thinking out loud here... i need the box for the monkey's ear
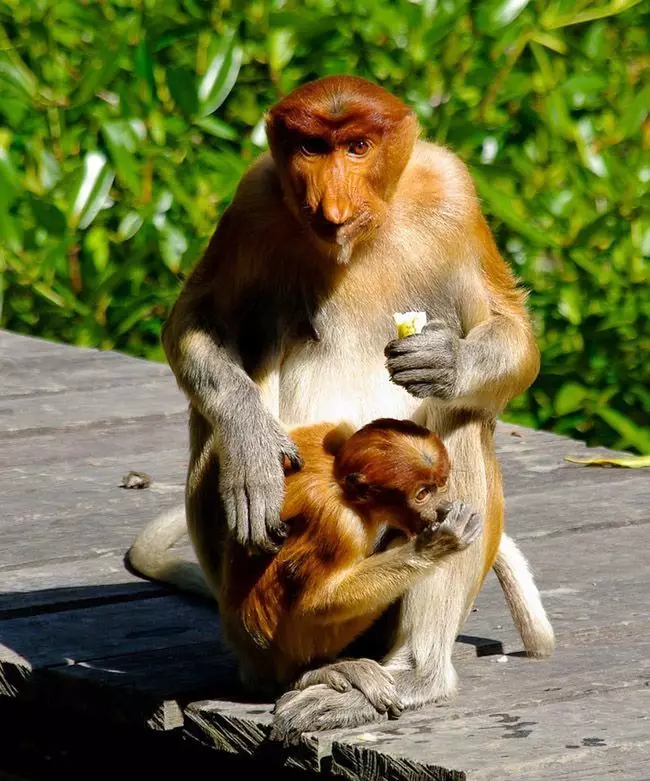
[344,472,370,501]
[324,421,356,456]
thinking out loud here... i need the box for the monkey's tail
[125,504,214,600]
[493,533,555,658]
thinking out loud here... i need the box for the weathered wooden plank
[0,416,187,469]
[41,641,235,731]
[0,486,184,569]
[0,378,187,435]
[0,346,171,399]
[183,621,649,776]
[330,686,650,780]
[0,595,221,699]
[0,330,85,359]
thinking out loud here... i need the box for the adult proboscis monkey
[127,75,554,739]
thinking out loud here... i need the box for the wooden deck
[1,329,648,780]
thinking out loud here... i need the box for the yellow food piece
[393,311,427,338]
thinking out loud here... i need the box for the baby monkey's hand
[415,500,482,560]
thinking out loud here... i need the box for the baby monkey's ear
[343,472,371,501]
[323,421,357,456]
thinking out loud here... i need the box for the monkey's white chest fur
[278,322,421,428]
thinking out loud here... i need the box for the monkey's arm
[386,221,539,414]
[162,213,301,551]
[298,501,481,623]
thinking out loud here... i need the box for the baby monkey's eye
[347,138,371,157]
[414,486,432,503]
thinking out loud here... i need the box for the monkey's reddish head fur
[334,418,450,513]
[266,76,418,258]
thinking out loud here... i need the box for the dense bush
[1,0,648,452]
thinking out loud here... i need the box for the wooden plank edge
[330,740,466,780]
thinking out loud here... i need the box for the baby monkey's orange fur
[224,418,470,686]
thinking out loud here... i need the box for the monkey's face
[266,77,418,262]
[292,138,381,248]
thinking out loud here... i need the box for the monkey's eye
[299,137,329,156]
[414,486,432,503]
[347,139,371,157]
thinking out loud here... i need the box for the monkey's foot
[386,666,459,710]
[295,658,403,717]
[270,685,388,745]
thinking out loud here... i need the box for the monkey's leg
[271,502,482,740]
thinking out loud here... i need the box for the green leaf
[619,86,650,140]
[197,33,243,117]
[555,382,588,416]
[117,212,144,241]
[167,66,199,116]
[135,37,156,102]
[0,147,18,209]
[475,0,531,32]
[193,116,238,141]
[269,29,295,72]
[596,408,650,453]
[558,287,582,325]
[85,226,110,272]
[102,120,141,194]
[565,455,650,468]
[155,216,188,272]
[69,152,115,230]
[472,169,559,246]
[29,197,67,236]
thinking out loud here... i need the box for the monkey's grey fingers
[297,668,351,693]
[438,500,483,548]
[247,488,271,552]
[281,440,304,471]
[222,491,245,543]
[461,509,483,547]
[320,660,399,715]
[384,334,425,357]
[421,319,449,333]
[234,487,250,547]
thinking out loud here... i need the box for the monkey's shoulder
[229,153,285,220]
[399,141,478,215]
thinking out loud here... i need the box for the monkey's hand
[218,413,302,552]
[384,320,459,400]
[415,500,482,560]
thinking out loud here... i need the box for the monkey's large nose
[321,201,353,226]
[318,191,354,231]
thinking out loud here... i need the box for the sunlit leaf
[85,226,110,272]
[69,152,115,230]
[197,33,243,117]
[475,0,531,33]
[117,212,144,241]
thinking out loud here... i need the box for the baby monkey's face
[336,419,451,536]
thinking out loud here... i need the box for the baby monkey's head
[334,418,450,534]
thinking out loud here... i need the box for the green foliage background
[1,0,648,453]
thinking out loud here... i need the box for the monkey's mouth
[309,219,358,244]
